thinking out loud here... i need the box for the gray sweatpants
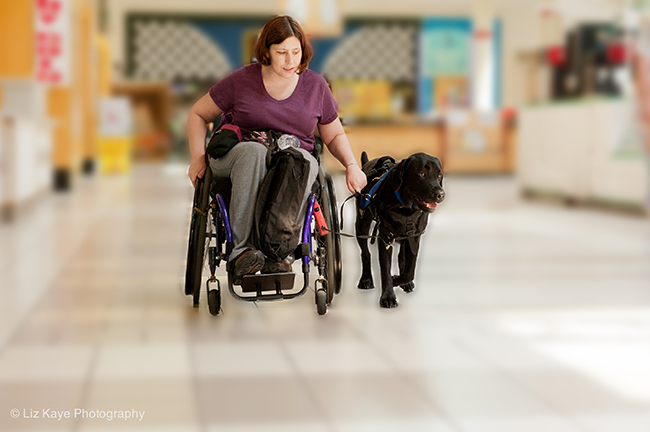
[209,141,319,261]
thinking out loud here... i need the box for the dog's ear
[389,156,411,194]
[432,157,443,184]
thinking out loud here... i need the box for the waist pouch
[206,123,242,159]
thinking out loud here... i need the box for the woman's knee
[231,141,267,176]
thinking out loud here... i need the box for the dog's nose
[436,191,445,203]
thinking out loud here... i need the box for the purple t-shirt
[209,63,338,152]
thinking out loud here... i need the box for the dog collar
[394,190,407,207]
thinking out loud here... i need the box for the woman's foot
[261,258,292,274]
[231,250,265,284]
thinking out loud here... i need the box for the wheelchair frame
[184,152,342,316]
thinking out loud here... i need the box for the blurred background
[0,0,647,206]
[1,1,650,431]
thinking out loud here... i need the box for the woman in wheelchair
[187,16,366,285]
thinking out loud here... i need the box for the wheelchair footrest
[241,272,296,293]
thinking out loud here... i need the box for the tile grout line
[453,324,594,432]
[0,176,117,356]
[340,311,467,432]
[255,301,338,432]
[69,291,112,432]
[188,318,212,432]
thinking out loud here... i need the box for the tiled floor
[1,162,649,432]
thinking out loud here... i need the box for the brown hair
[254,15,313,74]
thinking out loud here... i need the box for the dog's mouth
[416,198,438,212]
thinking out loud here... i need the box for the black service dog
[356,151,445,308]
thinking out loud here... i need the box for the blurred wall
[0,1,34,79]
[500,2,540,108]
[104,0,627,109]
[105,0,477,83]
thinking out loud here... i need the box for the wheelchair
[184,142,342,316]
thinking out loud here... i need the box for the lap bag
[254,146,311,262]
[206,123,242,159]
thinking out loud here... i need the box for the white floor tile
[2,164,650,431]
[192,341,294,377]
[206,421,330,432]
[0,346,94,381]
[283,340,394,375]
[333,417,457,432]
[457,416,582,432]
[93,343,191,380]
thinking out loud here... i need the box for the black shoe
[231,250,265,285]
[261,258,292,274]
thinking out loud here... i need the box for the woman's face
[267,36,302,78]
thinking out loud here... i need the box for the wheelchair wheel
[185,169,213,303]
[320,172,342,303]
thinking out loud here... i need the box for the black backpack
[254,146,311,262]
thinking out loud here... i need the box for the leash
[328,163,423,248]
[331,192,425,247]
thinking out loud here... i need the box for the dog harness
[359,169,407,210]
[340,160,424,249]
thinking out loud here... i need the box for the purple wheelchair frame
[213,191,317,302]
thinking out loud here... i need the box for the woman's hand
[188,155,207,188]
[346,164,367,194]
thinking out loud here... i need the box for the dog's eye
[419,172,426,177]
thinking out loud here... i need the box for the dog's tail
[361,151,369,167]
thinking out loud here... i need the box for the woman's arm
[318,118,367,194]
[187,93,224,187]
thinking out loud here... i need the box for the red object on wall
[547,46,566,66]
[474,29,492,39]
[607,43,627,65]
[35,0,68,85]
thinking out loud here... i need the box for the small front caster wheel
[316,289,327,315]
[208,289,221,316]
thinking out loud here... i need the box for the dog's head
[389,153,445,213]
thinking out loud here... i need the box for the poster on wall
[421,19,472,77]
[35,0,71,86]
[418,18,472,115]
[280,0,343,37]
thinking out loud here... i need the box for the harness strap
[406,221,418,252]
[394,190,406,206]
[359,170,390,210]
[370,221,380,245]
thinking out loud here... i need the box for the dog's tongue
[425,202,438,210]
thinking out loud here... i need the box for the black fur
[356,152,445,308]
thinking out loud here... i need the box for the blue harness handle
[360,171,389,210]
[360,169,407,209]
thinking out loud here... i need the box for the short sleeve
[319,80,339,125]
[209,72,235,112]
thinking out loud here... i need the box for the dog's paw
[357,279,375,290]
[400,281,415,293]
[379,294,399,308]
